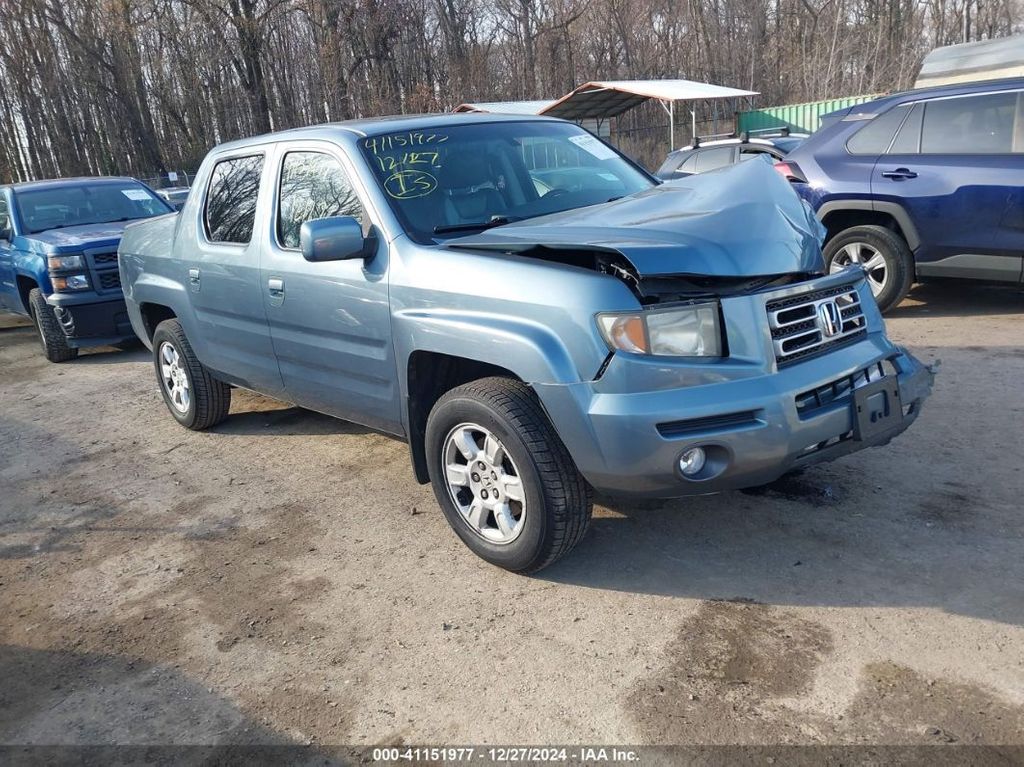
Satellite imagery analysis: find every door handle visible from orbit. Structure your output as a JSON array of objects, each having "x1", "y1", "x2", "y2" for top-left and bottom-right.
[
  {"x1": 881, "y1": 168, "x2": 918, "y2": 180},
  {"x1": 268, "y1": 277, "x2": 284, "y2": 296},
  {"x1": 188, "y1": 268, "x2": 200, "y2": 292}
]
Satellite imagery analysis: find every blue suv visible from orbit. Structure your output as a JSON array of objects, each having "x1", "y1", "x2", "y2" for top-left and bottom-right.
[{"x1": 778, "y1": 78, "x2": 1024, "y2": 312}]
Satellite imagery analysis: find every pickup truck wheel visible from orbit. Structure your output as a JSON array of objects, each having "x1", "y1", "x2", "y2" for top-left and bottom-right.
[
  {"x1": 28, "y1": 288, "x2": 77, "y2": 363},
  {"x1": 152, "y1": 319, "x2": 231, "y2": 430},
  {"x1": 426, "y1": 377, "x2": 592, "y2": 574},
  {"x1": 824, "y1": 225, "x2": 913, "y2": 313}
]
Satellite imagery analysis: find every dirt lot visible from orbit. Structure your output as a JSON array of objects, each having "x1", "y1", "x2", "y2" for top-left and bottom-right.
[{"x1": 1, "y1": 281, "x2": 1023, "y2": 750}]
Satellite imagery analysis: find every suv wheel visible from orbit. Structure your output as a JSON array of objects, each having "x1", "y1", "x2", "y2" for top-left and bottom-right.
[
  {"x1": 152, "y1": 319, "x2": 231, "y2": 430},
  {"x1": 28, "y1": 288, "x2": 77, "y2": 363},
  {"x1": 824, "y1": 225, "x2": 913, "y2": 313},
  {"x1": 425, "y1": 377, "x2": 592, "y2": 574}
]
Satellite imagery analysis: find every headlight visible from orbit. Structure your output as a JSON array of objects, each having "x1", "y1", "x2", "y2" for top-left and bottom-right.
[
  {"x1": 52, "y1": 274, "x2": 90, "y2": 291},
  {"x1": 48, "y1": 254, "x2": 85, "y2": 271},
  {"x1": 597, "y1": 303, "x2": 723, "y2": 357}
]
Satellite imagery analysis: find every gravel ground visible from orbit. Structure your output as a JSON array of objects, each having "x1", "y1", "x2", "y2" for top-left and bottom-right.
[{"x1": 1, "y1": 281, "x2": 1022, "y2": 750}]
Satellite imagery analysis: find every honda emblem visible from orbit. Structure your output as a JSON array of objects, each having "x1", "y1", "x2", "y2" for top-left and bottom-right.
[{"x1": 817, "y1": 300, "x2": 842, "y2": 337}]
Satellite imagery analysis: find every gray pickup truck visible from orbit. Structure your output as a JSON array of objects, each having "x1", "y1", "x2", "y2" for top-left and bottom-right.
[{"x1": 118, "y1": 114, "x2": 934, "y2": 573}]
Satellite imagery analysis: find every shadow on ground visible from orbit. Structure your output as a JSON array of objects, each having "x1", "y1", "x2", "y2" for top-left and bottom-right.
[
  {"x1": 887, "y1": 281, "x2": 1024, "y2": 319},
  {"x1": 0, "y1": 645, "x2": 291, "y2": 746},
  {"x1": 541, "y1": 464, "x2": 1024, "y2": 628}
]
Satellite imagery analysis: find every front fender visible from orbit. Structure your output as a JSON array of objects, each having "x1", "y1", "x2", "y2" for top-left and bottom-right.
[
  {"x1": 13, "y1": 249, "x2": 50, "y2": 300},
  {"x1": 392, "y1": 308, "x2": 584, "y2": 387}
]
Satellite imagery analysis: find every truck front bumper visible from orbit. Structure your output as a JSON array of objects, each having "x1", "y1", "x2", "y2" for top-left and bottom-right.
[
  {"x1": 534, "y1": 275, "x2": 935, "y2": 498},
  {"x1": 46, "y1": 292, "x2": 136, "y2": 349},
  {"x1": 537, "y1": 342, "x2": 932, "y2": 498}
]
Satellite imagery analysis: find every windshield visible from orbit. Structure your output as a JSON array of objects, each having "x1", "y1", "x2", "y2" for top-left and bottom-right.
[
  {"x1": 359, "y1": 121, "x2": 655, "y2": 244},
  {"x1": 16, "y1": 181, "x2": 172, "y2": 234}
]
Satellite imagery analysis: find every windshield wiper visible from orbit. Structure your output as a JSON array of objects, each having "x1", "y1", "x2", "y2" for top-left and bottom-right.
[
  {"x1": 433, "y1": 215, "x2": 517, "y2": 235},
  {"x1": 95, "y1": 216, "x2": 147, "y2": 224}
]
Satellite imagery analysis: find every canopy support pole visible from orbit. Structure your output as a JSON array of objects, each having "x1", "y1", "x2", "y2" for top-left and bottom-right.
[{"x1": 658, "y1": 98, "x2": 674, "y2": 151}]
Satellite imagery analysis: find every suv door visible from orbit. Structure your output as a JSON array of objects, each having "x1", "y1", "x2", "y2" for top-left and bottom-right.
[
  {"x1": 872, "y1": 90, "x2": 1024, "y2": 282},
  {"x1": 188, "y1": 152, "x2": 285, "y2": 394},
  {"x1": 0, "y1": 192, "x2": 14, "y2": 310},
  {"x1": 260, "y1": 143, "x2": 400, "y2": 433}
]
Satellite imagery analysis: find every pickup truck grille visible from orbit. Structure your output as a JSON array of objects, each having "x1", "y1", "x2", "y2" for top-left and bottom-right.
[
  {"x1": 98, "y1": 271, "x2": 121, "y2": 290},
  {"x1": 766, "y1": 283, "x2": 866, "y2": 367},
  {"x1": 86, "y1": 248, "x2": 122, "y2": 293}
]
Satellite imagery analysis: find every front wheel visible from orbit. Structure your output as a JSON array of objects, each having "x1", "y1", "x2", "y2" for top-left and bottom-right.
[
  {"x1": 823, "y1": 225, "x2": 914, "y2": 313},
  {"x1": 151, "y1": 319, "x2": 231, "y2": 430},
  {"x1": 28, "y1": 288, "x2": 77, "y2": 363},
  {"x1": 425, "y1": 377, "x2": 592, "y2": 574}
]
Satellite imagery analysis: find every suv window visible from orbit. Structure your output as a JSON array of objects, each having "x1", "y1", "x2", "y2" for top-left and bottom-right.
[
  {"x1": 678, "y1": 153, "x2": 698, "y2": 174},
  {"x1": 205, "y1": 155, "x2": 264, "y2": 244},
  {"x1": 847, "y1": 105, "x2": 910, "y2": 155},
  {"x1": 921, "y1": 92, "x2": 1019, "y2": 154},
  {"x1": 0, "y1": 197, "x2": 9, "y2": 236},
  {"x1": 695, "y1": 147, "x2": 734, "y2": 172},
  {"x1": 277, "y1": 151, "x2": 365, "y2": 249},
  {"x1": 888, "y1": 103, "x2": 923, "y2": 154}
]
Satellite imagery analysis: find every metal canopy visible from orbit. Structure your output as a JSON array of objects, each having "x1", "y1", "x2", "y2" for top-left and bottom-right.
[
  {"x1": 541, "y1": 79, "x2": 759, "y2": 151},
  {"x1": 542, "y1": 79, "x2": 759, "y2": 121}
]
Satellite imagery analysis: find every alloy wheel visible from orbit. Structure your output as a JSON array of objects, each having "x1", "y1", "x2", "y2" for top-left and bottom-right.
[
  {"x1": 830, "y1": 242, "x2": 888, "y2": 297},
  {"x1": 159, "y1": 341, "x2": 191, "y2": 414},
  {"x1": 442, "y1": 422, "x2": 527, "y2": 544}
]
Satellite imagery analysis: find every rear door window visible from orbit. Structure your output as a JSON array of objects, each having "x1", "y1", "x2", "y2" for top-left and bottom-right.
[
  {"x1": 695, "y1": 147, "x2": 735, "y2": 172},
  {"x1": 921, "y1": 92, "x2": 1019, "y2": 154},
  {"x1": 205, "y1": 155, "x2": 264, "y2": 244},
  {"x1": 277, "y1": 151, "x2": 365, "y2": 249},
  {"x1": 888, "y1": 103, "x2": 923, "y2": 154}
]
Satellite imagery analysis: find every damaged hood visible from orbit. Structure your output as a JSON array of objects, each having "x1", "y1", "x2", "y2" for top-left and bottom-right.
[{"x1": 447, "y1": 158, "x2": 826, "y2": 278}]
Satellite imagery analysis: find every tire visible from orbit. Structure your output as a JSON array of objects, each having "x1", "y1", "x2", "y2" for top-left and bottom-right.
[
  {"x1": 425, "y1": 377, "x2": 592, "y2": 574},
  {"x1": 28, "y1": 288, "x2": 77, "y2": 363},
  {"x1": 151, "y1": 319, "x2": 230, "y2": 430},
  {"x1": 823, "y1": 225, "x2": 913, "y2": 313}
]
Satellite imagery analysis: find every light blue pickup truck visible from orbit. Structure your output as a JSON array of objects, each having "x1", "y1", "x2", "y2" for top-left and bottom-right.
[
  {"x1": 118, "y1": 114, "x2": 934, "y2": 572},
  {"x1": 0, "y1": 177, "x2": 173, "y2": 361}
]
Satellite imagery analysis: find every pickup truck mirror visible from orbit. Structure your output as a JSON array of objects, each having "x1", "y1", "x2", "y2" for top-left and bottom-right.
[{"x1": 299, "y1": 216, "x2": 371, "y2": 262}]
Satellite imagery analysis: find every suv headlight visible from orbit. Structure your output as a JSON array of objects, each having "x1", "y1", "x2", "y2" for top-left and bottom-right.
[
  {"x1": 47, "y1": 254, "x2": 85, "y2": 271},
  {"x1": 597, "y1": 303, "x2": 723, "y2": 356}
]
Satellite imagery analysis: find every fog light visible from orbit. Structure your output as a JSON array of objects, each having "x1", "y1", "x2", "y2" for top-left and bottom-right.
[{"x1": 679, "y1": 447, "x2": 706, "y2": 477}]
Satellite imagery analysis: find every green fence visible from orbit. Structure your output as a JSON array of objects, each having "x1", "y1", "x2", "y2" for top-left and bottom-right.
[{"x1": 737, "y1": 95, "x2": 882, "y2": 134}]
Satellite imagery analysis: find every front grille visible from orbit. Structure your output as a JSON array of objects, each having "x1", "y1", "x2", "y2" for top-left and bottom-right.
[
  {"x1": 795, "y1": 358, "x2": 897, "y2": 418},
  {"x1": 766, "y1": 283, "x2": 866, "y2": 367},
  {"x1": 92, "y1": 252, "x2": 118, "y2": 265},
  {"x1": 98, "y1": 271, "x2": 121, "y2": 290}
]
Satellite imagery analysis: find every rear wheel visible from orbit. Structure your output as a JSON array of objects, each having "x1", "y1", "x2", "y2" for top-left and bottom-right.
[
  {"x1": 152, "y1": 319, "x2": 230, "y2": 430},
  {"x1": 824, "y1": 225, "x2": 913, "y2": 313},
  {"x1": 28, "y1": 288, "x2": 77, "y2": 363},
  {"x1": 425, "y1": 377, "x2": 592, "y2": 574}
]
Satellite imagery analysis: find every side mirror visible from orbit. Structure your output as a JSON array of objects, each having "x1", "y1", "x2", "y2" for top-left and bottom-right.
[{"x1": 299, "y1": 216, "x2": 372, "y2": 262}]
